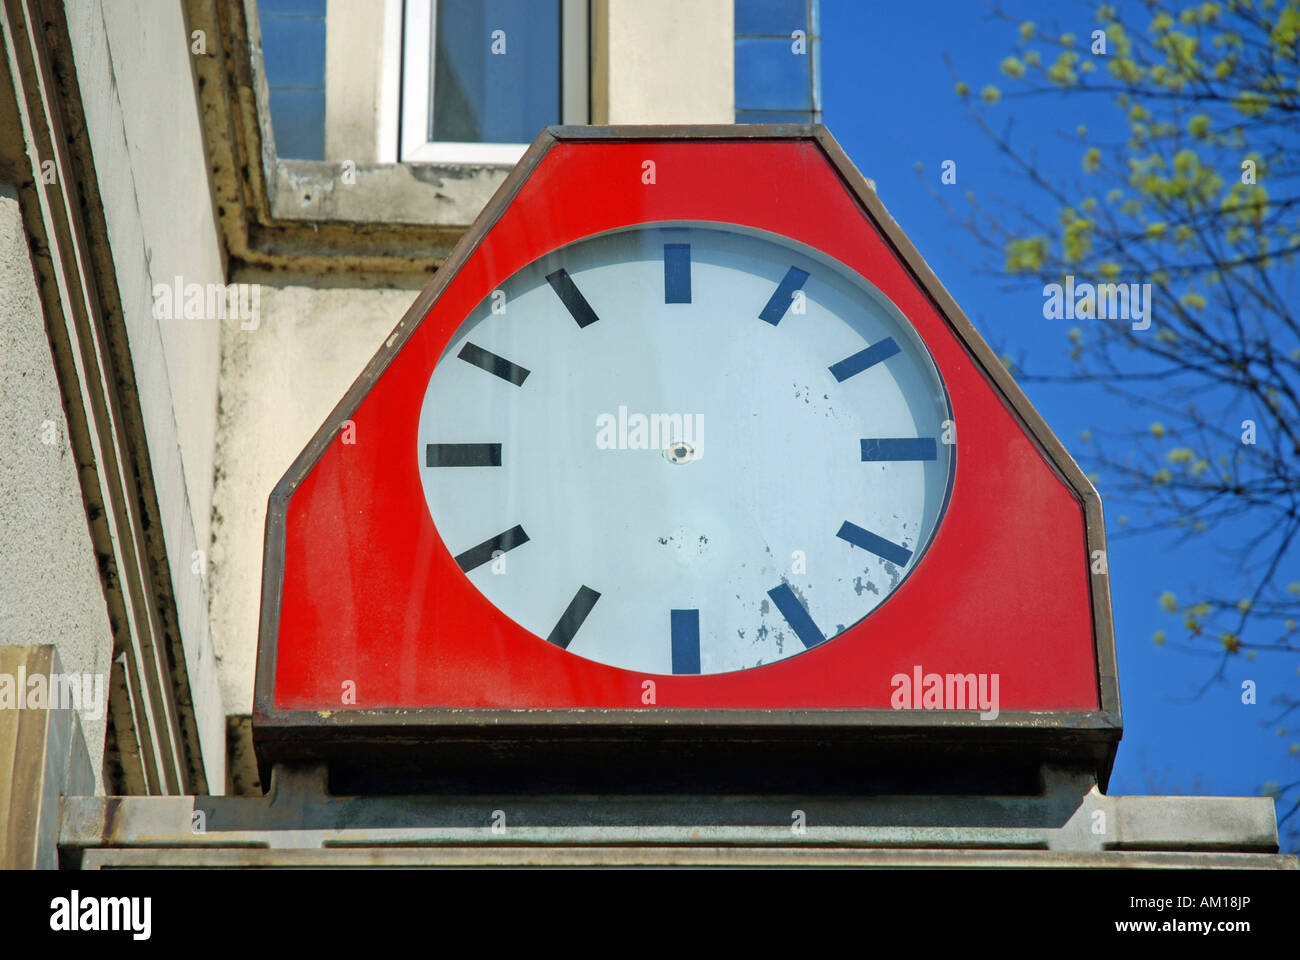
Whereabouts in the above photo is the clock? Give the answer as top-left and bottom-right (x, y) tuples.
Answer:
(256, 127), (1117, 787)
(416, 223), (954, 675)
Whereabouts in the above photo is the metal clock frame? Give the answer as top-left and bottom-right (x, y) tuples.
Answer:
(252, 126), (1121, 789)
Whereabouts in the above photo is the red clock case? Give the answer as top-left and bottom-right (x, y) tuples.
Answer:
(253, 126), (1120, 790)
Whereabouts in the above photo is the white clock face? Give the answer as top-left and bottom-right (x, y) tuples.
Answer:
(417, 223), (954, 676)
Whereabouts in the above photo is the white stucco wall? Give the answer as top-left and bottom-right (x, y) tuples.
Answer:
(0, 189), (114, 794)
(598, 0), (734, 123)
(63, 0), (227, 786)
(324, 0), (388, 163)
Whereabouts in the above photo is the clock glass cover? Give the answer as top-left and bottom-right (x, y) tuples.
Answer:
(417, 223), (954, 676)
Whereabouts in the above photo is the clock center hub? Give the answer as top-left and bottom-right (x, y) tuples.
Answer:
(664, 440), (696, 465)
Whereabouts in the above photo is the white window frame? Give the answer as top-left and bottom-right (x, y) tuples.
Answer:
(394, 0), (588, 165)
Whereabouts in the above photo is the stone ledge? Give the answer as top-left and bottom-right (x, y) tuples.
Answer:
(77, 847), (1298, 869)
(56, 763), (1290, 868)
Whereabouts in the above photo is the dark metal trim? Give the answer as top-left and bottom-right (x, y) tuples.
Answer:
(253, 125), (1121, 786)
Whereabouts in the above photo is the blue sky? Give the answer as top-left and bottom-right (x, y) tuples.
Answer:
(821, 0), (1297, 811)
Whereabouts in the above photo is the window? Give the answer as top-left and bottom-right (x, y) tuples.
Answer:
(399, 0), (588, 164)
(260, 0), (327, 159)
(734, 0), (821, 125)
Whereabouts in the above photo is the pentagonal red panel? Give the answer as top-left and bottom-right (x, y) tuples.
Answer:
(255, 128), (1117, 768)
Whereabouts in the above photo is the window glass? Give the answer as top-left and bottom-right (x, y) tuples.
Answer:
(735, 37), (812, 113)
(260, 0), (327, 159)
(735, 0), (808, 35)
(734, 0), (821, 126)
(431, 0), (562, 144)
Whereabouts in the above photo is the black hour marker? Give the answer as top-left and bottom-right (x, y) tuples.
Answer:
(829, 337), (900, 382)
(454, 524), (529, 573)
(671, 609), (701, 675)
(546, 268), (600, 328)
(458, 342), (530, 386)
(426, 443), (502, 467)
(836, 520), (913, 567)
(759, 266), (810, 325)
(860, 438), (938, 462)
(664, 243), (691, 303)
(547, 586), (601, 650)
(766, 583), (826, 650)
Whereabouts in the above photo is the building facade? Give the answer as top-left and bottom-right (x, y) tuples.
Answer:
(0, 0), (1288, 869)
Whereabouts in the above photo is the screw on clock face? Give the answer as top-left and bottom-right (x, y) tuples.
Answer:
(418, 224), (954, 676)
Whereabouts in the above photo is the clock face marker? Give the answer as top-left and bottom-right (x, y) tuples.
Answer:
(767, 583), (827, 650)
(829, 337), (900, 382)
(547, 586), (601, 650)
(454, 524), (529, 573)
(836, 520), (913, 567)
(759, 266), (810, 325)
(546, 268), (601, 328)
(426, 443), (502, 467)
(457, 342), (530, 386)
(861, 437), (938, 462)
(664, 243), (692, 303)
(670, 609), (701, 675)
